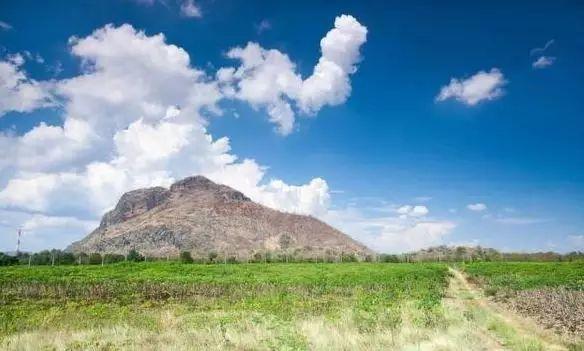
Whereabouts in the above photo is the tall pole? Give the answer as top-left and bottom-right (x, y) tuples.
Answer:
(16, 228), (22, 254)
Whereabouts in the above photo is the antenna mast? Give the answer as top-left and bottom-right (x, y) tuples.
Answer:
(16, 228), (22, 254)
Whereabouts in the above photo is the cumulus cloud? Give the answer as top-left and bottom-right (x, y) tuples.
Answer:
(0, 54), (54, 116)
(436, 68), (506, 106)
(467, 203), (487, 212)
(180, 0), (202, 18)
(324, 205), (455, 253)
(223, 14), (367, 134)
(0, 23), (337, 248)
(532, 56), (555, 69)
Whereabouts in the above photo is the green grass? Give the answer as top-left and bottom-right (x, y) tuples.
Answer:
(462, 261), (584, 292)
(0, 262), (451, 350)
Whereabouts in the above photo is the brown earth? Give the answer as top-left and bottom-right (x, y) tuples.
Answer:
(495, 288), (584, 339)
(67, 175), (371, 258)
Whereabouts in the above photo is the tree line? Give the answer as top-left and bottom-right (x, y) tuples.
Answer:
(1, 246), (583, 266)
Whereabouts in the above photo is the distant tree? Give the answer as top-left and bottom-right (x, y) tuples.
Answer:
(60, 252), (76, 265)
(380, 254), (400, 263)
(0, 252), (18, 266)
(104, 253), (125, 264)
(180, 251), (194, 263)
(208, 251), (218, 263)
(89, 253), (103, 265)
(127, 249), (144, 262)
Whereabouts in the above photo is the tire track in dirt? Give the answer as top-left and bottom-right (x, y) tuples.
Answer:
(449, 267), (568, 351)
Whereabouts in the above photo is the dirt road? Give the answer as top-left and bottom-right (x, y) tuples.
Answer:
(445, 267), (569, 351)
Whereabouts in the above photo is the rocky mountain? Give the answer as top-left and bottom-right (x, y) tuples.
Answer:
(68, 176), (371, 258)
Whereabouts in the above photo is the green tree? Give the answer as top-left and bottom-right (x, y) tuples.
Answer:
(180, 251), (194, 263)
(127, 249), (144, 262)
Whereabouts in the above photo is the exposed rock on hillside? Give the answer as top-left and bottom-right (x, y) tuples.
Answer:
(68, 176), (370, 257)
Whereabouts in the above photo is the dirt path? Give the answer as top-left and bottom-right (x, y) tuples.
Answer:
(448, 267), (568, 351)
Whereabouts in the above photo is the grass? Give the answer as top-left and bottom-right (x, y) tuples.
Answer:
(0, 262), (452, 350)
(462, 261), (584, 292)
(1, 262), (582, 350)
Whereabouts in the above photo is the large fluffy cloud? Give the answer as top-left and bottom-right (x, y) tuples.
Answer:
(0, 54), (54, 116)
(436, 68), (506, 106)
(223, 15), (367, 134)
(0, 22), (340, 249)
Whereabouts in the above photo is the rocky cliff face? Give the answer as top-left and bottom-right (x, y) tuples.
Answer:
(68, 176), (371, 257)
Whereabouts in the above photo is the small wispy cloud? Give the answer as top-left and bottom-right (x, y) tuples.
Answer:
(495, 216), (550, 225)
(530, 39), (554, 56)
(532, 56), (555, 69)
(0, 21), (12, 31)
(530, 39), (555, 70)
(256, 19), (271, 34)
(180, 0), (202, 18)
(467, 203), (487, 212)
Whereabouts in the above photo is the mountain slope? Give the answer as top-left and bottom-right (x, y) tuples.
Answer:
(68, 176), (371, 257)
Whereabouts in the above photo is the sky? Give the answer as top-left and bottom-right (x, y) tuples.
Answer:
(0, 0), (583, 253)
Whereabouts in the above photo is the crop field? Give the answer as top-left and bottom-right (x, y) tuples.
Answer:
(463, 262), (584, 340)
(0, 262), (582, 350)
(1, 263), (451, 350)
(463, 262), (584, 291)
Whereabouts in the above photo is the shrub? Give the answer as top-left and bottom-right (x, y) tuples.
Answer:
(127, 249), (144, 262)
(180, 251), (194, 263)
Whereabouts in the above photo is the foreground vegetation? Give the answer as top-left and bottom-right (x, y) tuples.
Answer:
(1, 263), (452, 350)
(1, 261), (582, 350)
(463, 262), (584, 345)
(463, 261), (584, 292)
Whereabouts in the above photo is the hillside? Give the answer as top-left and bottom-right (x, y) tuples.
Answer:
(67, 176), (371, 257)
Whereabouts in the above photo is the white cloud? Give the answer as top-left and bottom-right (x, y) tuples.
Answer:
(436, 68), (506, 106)
(324, 206), (455, 253)
(467, 203), (487, 212)
(495, 216), (549, 225)
(0, 23), (334, 249)
(0, 210), (98, 252)
(532, 56), (555, 69)
(530, 39), (554, 56)
(256, 20), (271, 34)
(0, 21), (12, 31)
(224, 14), (367, 134)
(180, 0), (202, 18)
(0, 55), (54, 116)
(396, 205), (429, 217)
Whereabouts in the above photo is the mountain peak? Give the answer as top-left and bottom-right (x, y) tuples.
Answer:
(68, 175), (371, 257)
(170, 175), (251, 202)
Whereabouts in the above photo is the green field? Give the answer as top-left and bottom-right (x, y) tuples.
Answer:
(1, 262), (582, 350)
(0, 262), (451, 350)
(462, 261), (584, 292)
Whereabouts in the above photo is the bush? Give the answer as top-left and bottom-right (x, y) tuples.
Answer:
(180, 251), (194, 263)
(0, 252), (18, 266)
(89, 253), (103, 265)
(127, 249), (144, 262)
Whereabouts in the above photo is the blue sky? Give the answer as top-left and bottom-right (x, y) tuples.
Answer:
(0, 0), (583, 253)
